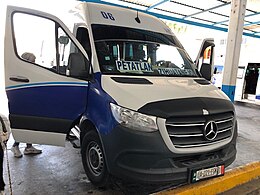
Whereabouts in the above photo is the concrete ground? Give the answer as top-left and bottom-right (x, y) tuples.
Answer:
(219, 177), (260, 195)
(227, 101), (260, 170)
(2, 101), (260, 195)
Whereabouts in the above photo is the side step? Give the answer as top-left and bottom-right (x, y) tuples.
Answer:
(67, 126), (81, 148)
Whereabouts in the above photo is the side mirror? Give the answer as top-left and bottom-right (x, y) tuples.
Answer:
(200, 63), (212, 81)
(67, 53), (90, 80)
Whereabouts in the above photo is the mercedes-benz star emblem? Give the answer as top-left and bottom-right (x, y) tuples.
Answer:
(204, 121), (218, 141)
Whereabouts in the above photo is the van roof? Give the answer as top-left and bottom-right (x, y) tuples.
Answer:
(80, 2), (174, 36)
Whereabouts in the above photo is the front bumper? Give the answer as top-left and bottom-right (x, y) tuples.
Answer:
(101, 122), (237, 184)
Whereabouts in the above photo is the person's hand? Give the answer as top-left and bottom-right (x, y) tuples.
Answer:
(0, 131), (9, 149)
(0, 131), (9, 143)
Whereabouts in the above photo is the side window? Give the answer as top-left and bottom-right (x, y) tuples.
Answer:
(57, 27), (89, 77)
(13, 13), (57, 70)
(13, 13), (90, 79)
(58, 27), (74, 75)
(76, 27), (92, 61)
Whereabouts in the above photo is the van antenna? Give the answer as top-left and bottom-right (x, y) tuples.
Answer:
(135, 10), (141, 23)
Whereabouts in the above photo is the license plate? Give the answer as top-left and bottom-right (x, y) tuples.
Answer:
(191, 165), (225, 183)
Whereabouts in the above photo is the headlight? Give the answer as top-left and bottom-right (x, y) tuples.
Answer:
(110, 103), (158, 132)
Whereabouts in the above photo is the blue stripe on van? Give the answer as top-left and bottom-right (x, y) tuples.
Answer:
(6, 82), (88, 90)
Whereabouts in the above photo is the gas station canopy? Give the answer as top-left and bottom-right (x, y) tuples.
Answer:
(89, 0), (260, 38)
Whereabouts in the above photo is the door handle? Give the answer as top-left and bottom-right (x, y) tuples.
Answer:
(9, 76), (30, 83)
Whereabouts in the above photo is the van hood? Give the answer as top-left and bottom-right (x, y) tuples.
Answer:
(102, 75), (233, 118)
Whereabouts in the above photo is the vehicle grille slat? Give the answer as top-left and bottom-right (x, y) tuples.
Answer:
(174, 139), (230, 148)
(169, 133), (203, 137)
(218, 127), (232, 133)
(167, 126), (203, 135)
(216, 117), (233, 124)
(166, 123), (204, 127)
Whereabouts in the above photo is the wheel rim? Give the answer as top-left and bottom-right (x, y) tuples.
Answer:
(87, 141), (104, 176)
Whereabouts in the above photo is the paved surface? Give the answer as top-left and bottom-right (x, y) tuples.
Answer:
(220, 177), (260, 195)
(159, 161), (260, 195)
(228, 102), (260, 170)
(2, 101), (260, 195)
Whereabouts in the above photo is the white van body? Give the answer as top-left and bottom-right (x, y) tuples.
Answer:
(4, 2), (237, 186)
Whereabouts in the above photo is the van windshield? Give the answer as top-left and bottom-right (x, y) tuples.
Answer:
(92, 24), (199, 77)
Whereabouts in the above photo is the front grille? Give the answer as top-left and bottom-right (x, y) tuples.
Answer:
(166, 112), (234, 148)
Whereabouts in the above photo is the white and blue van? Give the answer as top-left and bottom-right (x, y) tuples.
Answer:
(4, 2), (237, 186)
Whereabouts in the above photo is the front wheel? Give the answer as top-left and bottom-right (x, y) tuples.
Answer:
(81, 131), (110, 187)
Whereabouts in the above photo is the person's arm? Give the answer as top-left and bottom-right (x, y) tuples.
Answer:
(0, 115), (11, 148)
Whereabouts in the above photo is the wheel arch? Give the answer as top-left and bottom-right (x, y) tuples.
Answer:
(79, 118), (98, 143)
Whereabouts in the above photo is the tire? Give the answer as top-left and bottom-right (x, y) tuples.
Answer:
(81, 131), (110, 187)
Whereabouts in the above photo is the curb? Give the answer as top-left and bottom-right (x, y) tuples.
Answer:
(158, 161), (260, 195)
